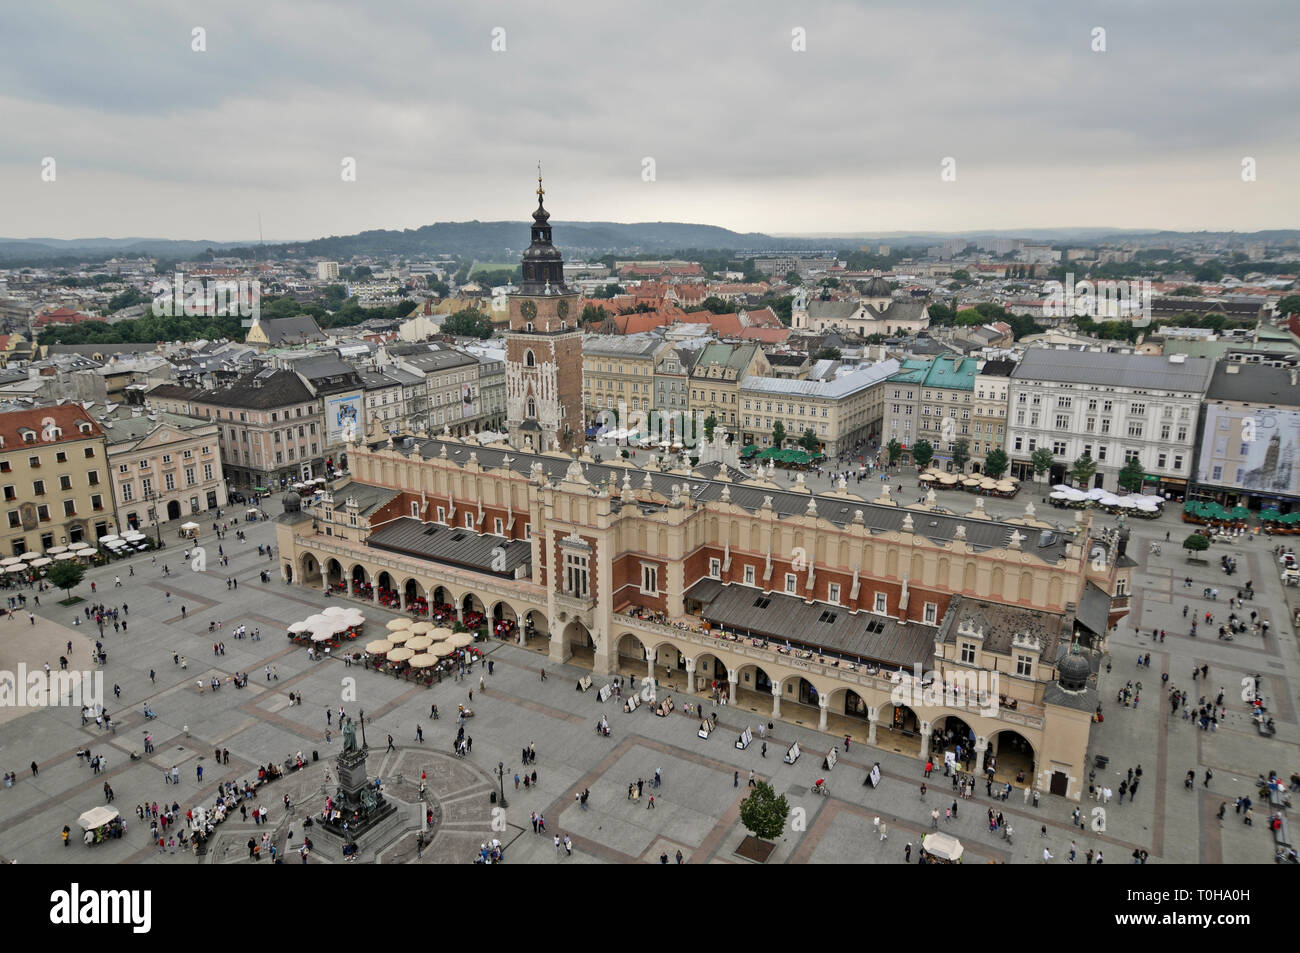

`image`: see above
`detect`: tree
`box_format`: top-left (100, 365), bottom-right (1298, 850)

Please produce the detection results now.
top-left (951, 438), bottom-right (970, 473)
top-left (440, 309), bottom-right (493, 339)
top-left (703, 414), bottom-right (718, 443)
top-left (813, 347), bottom-right (842, 361)
top-left (1070, 453), bottom-right (1098, 488)
top-left (785, 271), bottom-right (803, 286)
top-left (983, 448), bottom-right (1009, 479)
top-left (886, 438), bottom-right (902, 465)
top-left (771, 420), bottom-right (786, 448)
top-left (48, 560), bottom-right (86, 601)
top-left (800, 428), bottom-right (821, 455)
top-left (738, 781), bottom-right (789, 846)
top-left (1030, 447), bottom-right (1054, 480)
top-left (954, 308), bottom-right (985, 327)
top-left (912, 439), bottom-right (934, 469)
top-left (1182, 533), bottom-right (1210, 560)
top-left (1118, 457), bottom-right (1146, 493)
top-left (1277, 294), bottom-right (1300, 317)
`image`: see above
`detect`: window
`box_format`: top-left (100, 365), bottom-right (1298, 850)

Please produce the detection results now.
top-left (874, 592), bottom-right (887, 614)
top-left (923, 602), bottom-right (937, 624)
top-left (63, 500), bottom-right (76, 517)
top-left (56, 451), bottom-right (67, 464)
top-left (743, 565), bottom-right (755, 585)
top-left (641, 564), bottom-right (658, 594)
top-left (37, 504), bottom-right (49, 522)
top-left (203, 463), bottom-right (213, 481)
top-left (6, 512), bottom-right (17, 528)
top-left (164, 473), bottom-right (176, 491)
top-left (436, 506), bottom-right (445, 523)
top-left (59, 475), bottom-right (71, 491)
top-left (84, 447), bottom-right (94, 459)
top-left (709, 557), bottom-right (721, 578)
top-left (1127, 422), bottom-right (1144, 438)
top-left (565, 552), bottom-right (590, 597)
top-left (28, 456), bottom-right (39, 469)
top-left (1157, 453), bottom-right (1167, 468)
top-left (1016, 655), bottom-right (1033, 677)
top-left (784, 573), bottom-right (798, 594)
top-left (121, 482), bottom-right (133, 502)
top-left (1055, 415), bottom-right (1069, 429)
top-left (960, 642), bottom-right (977, 664)
top-left (1173, 455), bottom-right (1183, 470)
top-left (1052, 441), bottom-right (1066, 455)
top-left (32, 479), bottom-right (44, 496)
top-left (828, 583), bottom-right (841, 604)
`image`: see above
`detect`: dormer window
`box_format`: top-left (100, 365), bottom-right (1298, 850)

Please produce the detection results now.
top-left (19, 429), bottom-right (35, 444)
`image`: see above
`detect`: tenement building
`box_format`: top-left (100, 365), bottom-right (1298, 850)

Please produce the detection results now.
top-left (276, 430), bottom-right (1128, 801)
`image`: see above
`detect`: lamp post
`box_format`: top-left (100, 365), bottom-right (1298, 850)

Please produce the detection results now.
top-left (143, 487), bottom-right (164, 547)
top-left (496, 761), bottom-right (508, 809)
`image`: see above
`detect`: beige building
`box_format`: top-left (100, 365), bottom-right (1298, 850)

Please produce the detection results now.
top-left (583, 332), bottom-right (672, 423)
top-left (689, 341), bottom-right (770, 431)
top-left (0, 405), bottom-right (116, 554)
top-left (971, 359), bottom-right (1014, 473)
top-left (103, 413), bottom-right (227, 531)
top-left (739, 360), bottom-right (900, 454)
top-left (275, 435), bottom-right (1130, 801)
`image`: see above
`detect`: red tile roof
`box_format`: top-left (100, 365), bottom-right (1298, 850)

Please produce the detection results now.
top-left (0, 404), bottom-right (103, 450)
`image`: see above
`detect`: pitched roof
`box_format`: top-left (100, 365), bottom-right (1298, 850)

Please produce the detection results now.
top-left (196, 368), bottom-right (315, 409)
top-left (1012, 348), bottom-right (1215, 392)
top-left (0, 403), bottom-right (103, 448)
top-left (256, 315), bottom-right (326, 346)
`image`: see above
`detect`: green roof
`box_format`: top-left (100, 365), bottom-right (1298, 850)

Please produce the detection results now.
top-left (922, 355), bottom-right (978, 391)
top-left (887, 358), bottom-right (932, 385)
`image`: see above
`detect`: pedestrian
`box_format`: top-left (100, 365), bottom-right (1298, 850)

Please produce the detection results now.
top-left (387, 734), bottom-right (395, 752)
top-left (905, 843), bottom-right (912, 863)
top-left (416, 725), bottom-right (423, 743)
top-left (734, 770), bottom-right (739, 788)
top-left (879, 821), bottom-right (887, 841)
top-left (1043, 847), bottom-right (1053, 863)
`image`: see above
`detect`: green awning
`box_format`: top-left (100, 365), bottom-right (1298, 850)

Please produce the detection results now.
top-left (253, 486), bottom-right (269, 492)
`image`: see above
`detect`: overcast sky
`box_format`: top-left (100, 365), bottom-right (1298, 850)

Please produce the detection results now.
top-left (2, 0), bottom-right (1297, 241)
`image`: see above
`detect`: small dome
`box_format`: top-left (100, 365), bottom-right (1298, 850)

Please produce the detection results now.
top-left (1057, 652), bottom-right (1091, 692)
top-left (862, 276), bottom-right (892, 298)
top-left (282, 491), bottom-right (302, 513)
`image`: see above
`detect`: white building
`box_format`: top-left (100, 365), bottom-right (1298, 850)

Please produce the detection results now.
top-left (1006, 349), bottom-right (1214, 494)
top-left (317, 262), bottom-right (340, 281)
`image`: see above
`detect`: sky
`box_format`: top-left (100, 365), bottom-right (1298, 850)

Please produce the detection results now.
top-left (1, 0), bottom-right (1297, 242)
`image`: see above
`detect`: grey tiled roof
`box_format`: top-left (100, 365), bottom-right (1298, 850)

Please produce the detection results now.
top-left (935, 594), bottom-right (1072, 660)
top-left (366, 516), bottom-right (530, 578)
top-left (396, 439), bottom-right (1074, 561)
top-left (1012, 348), bottom-right (1214, 392)
top-left (1204, 362), bottom-right (1300, 405)
top-left (684, 578), bottom-right (934, 669)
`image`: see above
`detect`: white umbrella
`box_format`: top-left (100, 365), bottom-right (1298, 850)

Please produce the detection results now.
top-left (98, 535), bottom-right (119, 544)
top-left (46, 545), bottom-right (68, 554)
top-left (0, 556), bottom-right (20, 565)
top-left (322, 606), bottom-right (349, 617)
top-left (310, 631), bottom-right (334, 643)
top-left (55, 552), bottom-right (78, 561)
top-left (288, 621), bottom-right (311, 634)
top-left (1112, 497), bottom-right (1137, 508)
top-left (1051, 484), bottom-right (1072, 492)
top-left (181, 522), bottom-right (199, 531)
top-left (1049, 491), bottom-right (1068, 500)
top-left (1086, 487), bottom-right (1108, 500)
top-left (6, 563), bottom-right (28, 572)
top-left (19, 550), bottom-right (38, 560)
top-left (29, 557), bottom-right (51, 567)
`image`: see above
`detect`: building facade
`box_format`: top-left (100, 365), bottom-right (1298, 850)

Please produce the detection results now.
top-left (739, 360), bottom-right (899, 455)
top-left (971, 359), bottom-right (1014, 473)
top-left (105, 414), bottom-right (226, 529)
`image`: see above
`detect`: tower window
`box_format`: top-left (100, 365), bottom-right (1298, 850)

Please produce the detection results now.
top-left (525, 350), bottom-right (536, 367)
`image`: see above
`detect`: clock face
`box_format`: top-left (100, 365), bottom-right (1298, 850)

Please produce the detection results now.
top-left (521, 300), bottom-right (537, 320)
top-left (557, 300), bottom-right (570, 319)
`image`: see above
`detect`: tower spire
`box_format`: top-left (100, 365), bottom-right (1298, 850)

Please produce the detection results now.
top-left (537, 161), bottom-right (544, 205)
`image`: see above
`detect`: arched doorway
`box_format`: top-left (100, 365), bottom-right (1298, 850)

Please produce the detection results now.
top-left (877, 701), bottom-right (924, 758)
top-left (431, 586), bottom-right (455, 624)
top-left (616, 633), bottom-right (648, 677)
top-left (934, 715), bottom-right (975, 765)
top-left (325, 558), bottom-right (344, 594)
top-left (490, 601), bottom-right (517, 640)
top-left (350, 564), bottom-right (371, 600)
top-left (988, 729), bottom-right (1037, 787)
top-left (283, 561), bottom-right (294, 583)
top-left (461, 593), bottom-right (486, 633)
top-left (298, 552), bottom-right (320, 587)
top-left (693, 652), bottom-right (726, 700)
top-left (735, 664), bottom-right (775, 712)
top-left (648, 641), bottom-right (687, 689)
top-left (166, 500), bottom-right (181, 520)
top-left (564, 620), bottom-right (595, 668)
top-left (376, 571), bottom-right (397, 608)
top-left (826, 688), bottom-right (872, 741)
top-left (522, 609), bottom-right (548, 650)
top-left (404, 578), bottom-right (426, 616)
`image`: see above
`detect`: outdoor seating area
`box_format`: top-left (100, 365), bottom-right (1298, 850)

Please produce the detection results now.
top-left (922, 470), bottom-right (1019, 497)
top-left (748, 446), bottom-right (825, 469)
top-left (1049, 485), bottom-right (1164, 517)
top-left (359, 618), bottom-right (480, 687)
top-left (1182, 500), bottom-right (1252, 527)
top-left (287, 606), bottom-right (366, 651)
top-left (99, 531), bottom-right (156, 558)
top-left (1259, 507), bottom-right (1300, 534)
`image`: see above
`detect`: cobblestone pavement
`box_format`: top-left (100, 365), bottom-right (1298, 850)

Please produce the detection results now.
top-left (0, 491), bottom-right (1294, 864)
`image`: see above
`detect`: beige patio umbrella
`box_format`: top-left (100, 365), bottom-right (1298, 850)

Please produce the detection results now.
top-left (19, 550), bottom-right (39, 560)
top-left (408, 653), bottom-right (437, 668)
top-left (430, 642), bottom-right (457, 656)
top-left (322, 606), bottom-right (349, 617)
top-left (288, 621), bottom-right (311, 634)
top-left (429, 627), bottom-right (454, 642)
top-left (979, 478), bottom-right (999, 490)
top-left (385, 618), bottom-right (412, 632)
top-left (445, 632), bottom-right (474, 648)
top-left (0, 556), bottom-right (21, 565)
top-left (365, 639), bottom-right (394, 654)
top-left (310, 631), bottom-right (334, 642)
top-left (45, 545), bottom-right (68, 555)
top-left (406, 635), bottom-right (434, 651)
top-left (408, 621), bottom-right (433, 635)
top-left (939, 474), bottom-right (959, 485)
top-left (387, 646), bottom-right (415, 662)
top-left (55, 552), bottom-right (78, 561)
top-left (995, 480), bottom-right (1017, 491)
top-left (6, 562), bottom-right (28, 572)
top-left (961, 477), bottom-right (980, 486)
top-left (387, 630), bottom-right (411, 645)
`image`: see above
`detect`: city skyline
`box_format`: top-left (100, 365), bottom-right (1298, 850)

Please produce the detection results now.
top-left (2, 0), bottom-right (1297, 241)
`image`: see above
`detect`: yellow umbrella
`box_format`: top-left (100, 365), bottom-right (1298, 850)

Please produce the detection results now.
top-left (387, 631), bottom-right (411, 645)
top-left (406, 635), bottom-right (434, 651)
top-left (387, 646), bottom-right (415, 662)
top-left (365, 639), bottom-right (393, 654)
top-left (408, 621), bottom-right (433, 634)
top-left (385, 618), bottom-right (412, 632)
top-left (408, 654), bottom-right (437, 668)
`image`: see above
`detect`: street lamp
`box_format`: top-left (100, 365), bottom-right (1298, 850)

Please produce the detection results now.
top-left (142, 487), bottom-right (164, 547)
top-left (496, 761), bottom-right (508, 809)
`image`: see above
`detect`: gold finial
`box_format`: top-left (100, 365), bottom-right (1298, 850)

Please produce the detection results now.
top-left (537, 161), bottom-right (544, 199)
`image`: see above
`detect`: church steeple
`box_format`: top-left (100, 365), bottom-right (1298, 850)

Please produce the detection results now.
top-left (520, 164), bottom-right (567, 294)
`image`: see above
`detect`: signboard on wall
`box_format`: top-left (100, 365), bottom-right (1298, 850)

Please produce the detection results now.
top-left (1196, 405), bottom-right (1300, 498)
top-left (325, 394), bottom-right (363, 445)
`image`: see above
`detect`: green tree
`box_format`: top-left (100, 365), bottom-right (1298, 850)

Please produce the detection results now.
top-left (580, 303), bottom-right (609, 325)
top-left (1118, 457), bottom-right (1146, 493)
top-left (800, 428), bottom-right (821, 455)
top-left (983, 448), bottom-right (1009, 479)
top-left (886, 438), bottom-right (902, 465)
top-left (1071, 453), bottom-right (1097, 487)
top-left (912, 439), bottom-right (934, 469)
top-left (1182, 533), bottom-right (1210, 559)
top-left (813, 347), bottom-right (841, 361)
top-left (440, 309), bottom-right (493, 339)
top-left (954, 308), bottom-right (985, 327)
top-left (951, 438), bottom-right (970, 473)
top-left (785, 270), bottom-right (802, 286)
top-left (738, 781), bottom-right (789, 846)
top-left (771, 420), bottom-right (786, 448)
top-left (1277, 294), bottom-right (1300, 317)
top-left (48, 560), bottom-right (86, 601)
top-left (700, 296), bottom-right (736, 315)
top-left (1030, 447), bottom-right (1054, 480)
top-left (703, 414), bottom-right (718, 442)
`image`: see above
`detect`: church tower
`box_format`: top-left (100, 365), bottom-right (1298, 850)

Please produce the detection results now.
top-left (505, 170), bottom-right (585, 454)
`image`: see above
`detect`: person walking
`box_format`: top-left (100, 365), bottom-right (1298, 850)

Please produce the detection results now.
top-left (879, 821), bottom-right (888, 842)
top-left (905, 843), bottom-right (912, 863)
top-left (416, 725), bottom-right (423, 743)
top-left (1043, 847), bottom-right (1054, 863)
top-left (747, 770), bottom-right (756, 787)
top-left (386, 734), bottom-right (395, 752)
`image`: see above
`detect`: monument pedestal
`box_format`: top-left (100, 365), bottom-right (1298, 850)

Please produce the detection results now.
top-left (318, 732), bottom-right (397, 842)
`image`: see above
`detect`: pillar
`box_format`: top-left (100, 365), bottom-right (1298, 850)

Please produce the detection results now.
top-left (919, 720), bottom-right (932, 760)
top-left (771, 683), bottom-right (782, 719)
top-left (867, 709), bottom-right (879, 746)
top-left (685, 657), bottom-right (697, 694)
top-left (818, 693), bottom-right (830, 731)
top-left (646, 648), bottom-right (656, 680)
top-left (726, 668), bottom-right (738, 706)
top-left (398, 590), bottom-right (406, 611)
top-left (975, 736), bottom-right (989, 772)
top-left (517, 616), bottom-right (527, 646)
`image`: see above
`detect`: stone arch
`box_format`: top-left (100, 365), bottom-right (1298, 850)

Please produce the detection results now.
top-left (1019, 570), bottom-right (1034, 602)
top-left (461, 592), bottom-right (486, 631)
top-left (324, 558), bottom-right (344, 592)
top-left (521, 609), bottom-right (549, 649)
top-left (562, 619), bottom-right (595, 668)
top-left (490, 600), bottom-right (518, 640)
top-left (376, 571), bottom-right (397, 608)
top-left (987, 728), bottom-right (1039, 788)
top-left (735, 663), bottom-right (776, 710)
top-left (615, 631), bottom-right (649, 669)
top-left (1048, 574), bottom-right (1063, 607)
top-left (827, 686), bottom-right (872, 723)
top-left (350, 563), bottom-right (372, 599)
top-left (403, 577), bottom-right (426, 615)
top-left (298, 551), bottom-right (321, 587)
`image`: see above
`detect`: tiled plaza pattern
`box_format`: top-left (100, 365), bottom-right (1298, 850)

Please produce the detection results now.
top-left (0, 480), bottom-right (1295, 864)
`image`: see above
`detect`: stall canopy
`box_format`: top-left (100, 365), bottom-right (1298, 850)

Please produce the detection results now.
top-left (78, 806), bottom-right (120, 830)
top-left (922, 832), bottom-right (964, 861)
